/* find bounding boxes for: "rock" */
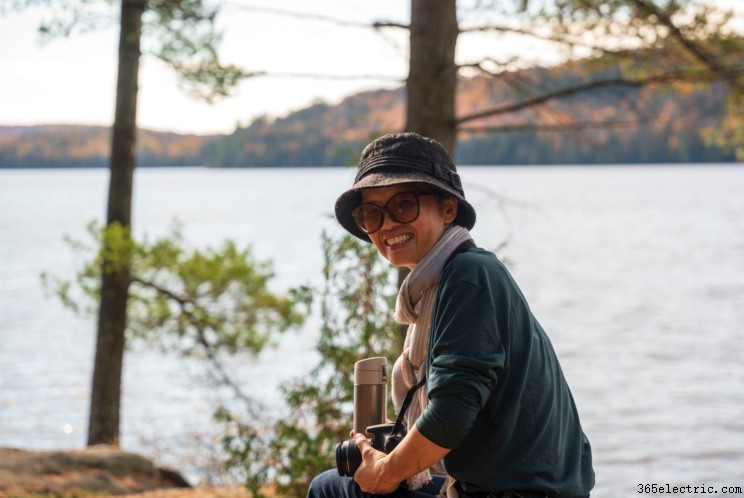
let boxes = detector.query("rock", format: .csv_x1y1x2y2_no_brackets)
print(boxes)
0,445,191,496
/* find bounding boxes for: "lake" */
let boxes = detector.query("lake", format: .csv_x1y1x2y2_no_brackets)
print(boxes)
1,165,743,495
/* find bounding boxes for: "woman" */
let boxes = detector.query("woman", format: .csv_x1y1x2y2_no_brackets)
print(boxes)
308,133,594,498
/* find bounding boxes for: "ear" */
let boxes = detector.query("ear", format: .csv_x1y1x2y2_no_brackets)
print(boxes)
441,196,458,224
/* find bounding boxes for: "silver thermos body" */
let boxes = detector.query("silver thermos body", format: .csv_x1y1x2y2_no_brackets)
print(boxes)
353,357,389,435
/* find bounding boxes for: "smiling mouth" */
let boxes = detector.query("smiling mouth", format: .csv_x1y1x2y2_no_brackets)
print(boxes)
385,233,412,247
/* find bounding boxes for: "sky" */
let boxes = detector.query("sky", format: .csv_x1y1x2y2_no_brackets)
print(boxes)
0,0,414,135
1,0,741,136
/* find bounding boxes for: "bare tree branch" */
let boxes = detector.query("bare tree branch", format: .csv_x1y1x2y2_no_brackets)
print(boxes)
458,21,625,56
456,68,729,125
255,71,404,82
458,57,520,77
372,21,410,30
216,2,410,83
458,118,642,134
221,2,410,31
221,1,371,28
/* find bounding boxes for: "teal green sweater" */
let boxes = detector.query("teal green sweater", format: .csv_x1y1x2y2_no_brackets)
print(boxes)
415,248,594,498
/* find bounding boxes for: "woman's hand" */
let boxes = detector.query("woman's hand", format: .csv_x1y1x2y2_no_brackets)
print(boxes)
352,425,451,495
352,434,400,495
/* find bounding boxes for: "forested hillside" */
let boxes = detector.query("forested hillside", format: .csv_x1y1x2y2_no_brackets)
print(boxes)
0,59,737,168
0,125,216,168
208,60,736,166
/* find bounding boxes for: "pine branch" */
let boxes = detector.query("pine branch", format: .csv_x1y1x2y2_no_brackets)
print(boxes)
129,274,257,410
628,0,740,90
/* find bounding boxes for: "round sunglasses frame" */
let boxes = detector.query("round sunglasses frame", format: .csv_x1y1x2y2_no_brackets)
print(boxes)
352,191,437,235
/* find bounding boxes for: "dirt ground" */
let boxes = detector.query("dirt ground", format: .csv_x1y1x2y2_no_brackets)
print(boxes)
0,486,252,498
118,486,253,498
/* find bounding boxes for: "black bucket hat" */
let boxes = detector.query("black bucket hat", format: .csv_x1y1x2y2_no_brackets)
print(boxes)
335,132,476,242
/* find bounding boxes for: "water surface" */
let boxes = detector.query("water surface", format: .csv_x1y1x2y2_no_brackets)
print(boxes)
1,165,742,495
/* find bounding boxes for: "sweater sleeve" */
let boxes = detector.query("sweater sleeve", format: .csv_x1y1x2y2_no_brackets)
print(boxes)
415,268,505,449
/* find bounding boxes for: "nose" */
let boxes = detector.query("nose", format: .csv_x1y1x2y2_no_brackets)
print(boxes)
379,209,399,231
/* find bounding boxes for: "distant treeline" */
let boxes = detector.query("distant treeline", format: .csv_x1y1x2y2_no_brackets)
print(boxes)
208,59,737,166
0,125,215,168
0,61,738,169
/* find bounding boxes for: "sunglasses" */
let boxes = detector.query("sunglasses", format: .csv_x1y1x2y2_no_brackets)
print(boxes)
352,191,437,235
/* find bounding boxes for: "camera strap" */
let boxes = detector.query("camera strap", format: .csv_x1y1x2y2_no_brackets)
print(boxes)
387,240,475,443
390,375,427,440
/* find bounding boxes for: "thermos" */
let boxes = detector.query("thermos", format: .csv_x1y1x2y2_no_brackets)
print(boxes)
353,357,388,435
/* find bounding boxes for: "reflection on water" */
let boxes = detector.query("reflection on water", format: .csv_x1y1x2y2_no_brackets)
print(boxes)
1,165,743,495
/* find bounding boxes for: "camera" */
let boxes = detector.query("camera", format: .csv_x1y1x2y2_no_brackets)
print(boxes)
335,422,406,477
333,357,423,477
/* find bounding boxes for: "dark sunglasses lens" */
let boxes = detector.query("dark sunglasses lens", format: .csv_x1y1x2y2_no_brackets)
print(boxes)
353,205,384,233
353,192,425,234
388,193,420,223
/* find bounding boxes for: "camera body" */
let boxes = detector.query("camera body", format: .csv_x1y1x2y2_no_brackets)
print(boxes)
335,423,407,477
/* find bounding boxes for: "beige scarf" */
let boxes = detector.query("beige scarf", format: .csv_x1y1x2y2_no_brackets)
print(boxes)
391,225,472,493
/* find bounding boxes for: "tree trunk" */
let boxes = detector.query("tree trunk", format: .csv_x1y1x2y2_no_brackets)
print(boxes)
87,0,145,447
405,0,459,154
399,0,459,317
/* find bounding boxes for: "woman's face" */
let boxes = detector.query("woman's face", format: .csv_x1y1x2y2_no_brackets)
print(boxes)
360,184,458,269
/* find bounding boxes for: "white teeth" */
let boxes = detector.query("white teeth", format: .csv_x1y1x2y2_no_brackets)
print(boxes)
386,234,412,246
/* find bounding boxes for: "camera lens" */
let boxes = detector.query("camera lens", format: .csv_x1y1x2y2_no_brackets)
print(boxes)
335,439,362,477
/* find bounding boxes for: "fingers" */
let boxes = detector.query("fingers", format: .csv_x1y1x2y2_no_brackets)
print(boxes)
352,435,397,495
356,434,389,466
349,429,371,438
355,434,375,457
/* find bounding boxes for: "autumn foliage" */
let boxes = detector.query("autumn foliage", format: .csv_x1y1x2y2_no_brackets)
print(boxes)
0,58,738,168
